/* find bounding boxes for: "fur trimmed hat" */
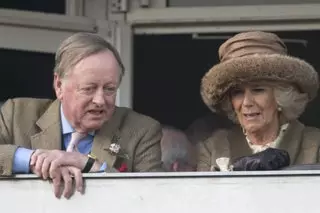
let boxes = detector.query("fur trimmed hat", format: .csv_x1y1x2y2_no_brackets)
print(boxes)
201,31,319,112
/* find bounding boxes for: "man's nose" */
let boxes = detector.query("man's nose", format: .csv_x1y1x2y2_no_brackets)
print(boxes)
92,90,105,106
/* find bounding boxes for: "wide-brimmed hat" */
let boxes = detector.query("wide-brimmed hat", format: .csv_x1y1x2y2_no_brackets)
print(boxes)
201,31,319,112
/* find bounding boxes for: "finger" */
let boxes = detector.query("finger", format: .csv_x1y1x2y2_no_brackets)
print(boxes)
30,149,42,166
34,154,47,177
52,174,62,199
268,159,278,170
61,168,73,199
70,167,84,194
250,158,262,170
42,158,52,180
49,159,62,179
232,158,246,171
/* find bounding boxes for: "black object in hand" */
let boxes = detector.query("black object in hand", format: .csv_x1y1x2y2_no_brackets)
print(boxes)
232,148,290,171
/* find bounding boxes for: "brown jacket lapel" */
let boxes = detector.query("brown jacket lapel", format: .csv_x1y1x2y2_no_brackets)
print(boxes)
277,120,304,165
91,107,125,169
228,127,252,163
30,100,62,150
208,129,231,169
206,127,252,169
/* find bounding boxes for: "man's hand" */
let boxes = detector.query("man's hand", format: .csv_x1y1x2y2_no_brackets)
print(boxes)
30,149,87,179
30,149,104,179
49,152,103,175
50,166,83,199
232,148,290,171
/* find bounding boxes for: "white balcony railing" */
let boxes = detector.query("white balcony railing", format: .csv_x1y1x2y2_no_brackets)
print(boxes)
2,171,320,213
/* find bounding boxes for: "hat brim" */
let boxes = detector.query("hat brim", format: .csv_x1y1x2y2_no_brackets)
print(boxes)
201,54,319,112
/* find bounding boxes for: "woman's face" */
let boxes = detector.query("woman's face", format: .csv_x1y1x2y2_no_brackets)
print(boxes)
230,82,279,134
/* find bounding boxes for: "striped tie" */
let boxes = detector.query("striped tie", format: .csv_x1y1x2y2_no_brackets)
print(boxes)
66,132,86,152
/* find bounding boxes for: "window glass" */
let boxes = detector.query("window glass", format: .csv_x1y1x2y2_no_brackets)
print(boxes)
0,0,65,14
0,48,55,103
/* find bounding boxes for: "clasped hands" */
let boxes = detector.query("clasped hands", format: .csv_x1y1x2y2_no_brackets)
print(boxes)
232,148,291,171
29,149,101,199
215,148,291,171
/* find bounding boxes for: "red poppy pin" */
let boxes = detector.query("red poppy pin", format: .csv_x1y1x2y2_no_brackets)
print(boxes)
118,163,128,172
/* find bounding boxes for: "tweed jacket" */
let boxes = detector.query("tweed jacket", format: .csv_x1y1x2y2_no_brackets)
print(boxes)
0,98,163,176
197,120,320,171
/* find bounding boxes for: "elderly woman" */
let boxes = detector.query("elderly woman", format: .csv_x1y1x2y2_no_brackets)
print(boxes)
197,31,320,171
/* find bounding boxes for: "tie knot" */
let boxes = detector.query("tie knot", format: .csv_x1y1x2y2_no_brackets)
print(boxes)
71,132,87,142
66,132,87,152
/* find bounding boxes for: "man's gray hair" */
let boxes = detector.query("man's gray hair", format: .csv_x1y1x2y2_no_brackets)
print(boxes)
161,126,195,171
54,32,125,81
221,83,309,123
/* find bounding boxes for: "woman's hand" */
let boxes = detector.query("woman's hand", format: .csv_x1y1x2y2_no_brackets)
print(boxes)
232,148,290,171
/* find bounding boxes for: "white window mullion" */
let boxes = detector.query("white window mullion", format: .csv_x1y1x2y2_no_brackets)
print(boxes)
65,0,85,16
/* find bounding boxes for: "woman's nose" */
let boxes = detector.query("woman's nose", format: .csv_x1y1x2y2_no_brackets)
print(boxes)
242,91,254,107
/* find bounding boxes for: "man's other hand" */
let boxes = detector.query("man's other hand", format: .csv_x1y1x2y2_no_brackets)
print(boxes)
50,166,83,199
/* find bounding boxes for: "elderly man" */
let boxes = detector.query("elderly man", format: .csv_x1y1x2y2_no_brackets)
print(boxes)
0,33,163,198
161,126,195,172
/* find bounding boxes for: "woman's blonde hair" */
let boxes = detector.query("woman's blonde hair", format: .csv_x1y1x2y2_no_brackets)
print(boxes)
220,81,309,123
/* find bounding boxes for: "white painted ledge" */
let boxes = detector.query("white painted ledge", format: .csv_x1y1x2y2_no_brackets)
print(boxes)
1,171,320,213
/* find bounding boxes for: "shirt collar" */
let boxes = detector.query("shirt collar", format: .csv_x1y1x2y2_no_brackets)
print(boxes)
246,123,289,153
60,105,94,136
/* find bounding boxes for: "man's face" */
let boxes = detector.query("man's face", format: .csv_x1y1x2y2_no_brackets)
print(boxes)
54,50,120,133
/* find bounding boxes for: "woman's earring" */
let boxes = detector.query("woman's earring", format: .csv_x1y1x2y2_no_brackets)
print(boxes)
277,107,282,112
